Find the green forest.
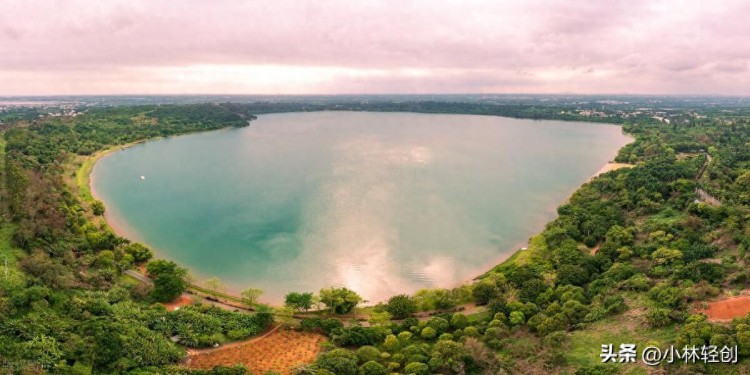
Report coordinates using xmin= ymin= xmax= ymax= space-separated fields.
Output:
xmin=2 ymin=102 xmax=750 ymax=374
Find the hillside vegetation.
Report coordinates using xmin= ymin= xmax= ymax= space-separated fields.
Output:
xmin=1 ymin=103 xmax=750 ymax=374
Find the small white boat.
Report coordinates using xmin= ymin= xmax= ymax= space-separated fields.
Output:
xmin=140 ymin=175 xmax=146 ymax=180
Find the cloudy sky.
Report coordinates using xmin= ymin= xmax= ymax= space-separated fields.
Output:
xmin=1 ymin=0 xmax=749 ymax=95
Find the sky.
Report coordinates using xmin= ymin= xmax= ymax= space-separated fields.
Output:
xmin=1 ymin=0 xmax=749 ymax=95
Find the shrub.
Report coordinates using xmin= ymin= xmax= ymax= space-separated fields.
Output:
xmin=386 ymin=294 xmax=418 ymax=319
xmin=509 ymin=311 xmax=525 ymax=326
xmin=471 ymin=282 xmax=499 ymax=305
xmin=450 ymin=313 xmax=469 ymax=329
xmin=358 ymin=361 xmax=387 ymax=375
xmin=438 ymin=333 xmax=454 ymax=341
xmin=319 ymin=318 xmax=343 ymax=333
xmin=403 ymin=362 xmax=430 ymax=375
xmin=420 ymin=327 xmax=436 ymax=340
xmin=397 ymin=331 xmax=413 ymax=342
xmin=151 ymin=273 xmax=186 ymax=302
xmin=426 ymin=317 xmax=450 ymax=335
xmin=463 ymin=326 xmax=479 ymax=337
xmin=316 ymin=349 xmax=359 ymax=375
xmin=646 ymin=308 xmax=672 ymax=328
xmin=319 ymin=287 xmax=362 ymax=314
xmin=332 ymin=326 xmax=386 ymax=347
xmin=621 ymin=273 xmax=650 ymax=291
xmin=355 ymin=346 xmax=380 ymax=364
xmin=122 ymin=243 xmax=153 ymax=263
xmin=92 ymin=200 xmax=106 ymax=215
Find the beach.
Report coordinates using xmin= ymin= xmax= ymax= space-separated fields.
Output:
xmin=591 ymin=162 xmax=634 ymax=179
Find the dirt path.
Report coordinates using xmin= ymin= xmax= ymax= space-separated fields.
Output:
xmin=589 ymin=241 xmax=602 ymax=255
xmin=124 ymin=269 xmax=152 ymax=284
xmin=130 ymin=268 xmax=488 ymax=324
xmin=694 ymin=153 xmax=721 ymax=206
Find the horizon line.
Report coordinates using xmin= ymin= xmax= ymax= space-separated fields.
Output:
xmin=2 ymin=92 xmax=750 ymax=98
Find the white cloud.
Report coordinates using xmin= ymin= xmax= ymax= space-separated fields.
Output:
xmin=0 ymin=0 xmax=749 ymax=94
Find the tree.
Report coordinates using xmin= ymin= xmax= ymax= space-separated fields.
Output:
xmin=92 ymin=200 xmax=106 ymax=215
xmin=315 ymin=348 xmax=359 ymax=375
xmin=285 ymin=291 xmax=314 ymax=312
xmin=385 ymin=294 xmax=418 ymax=319
xmin=426 ymin=317 xmax=450 ymax=335
xmin=403 ymin=362 xmax=430 ymax=375
xmin=430 ymin=340 xmax=467 ymax=373
xmin=518 ymin=278 xmax=548 ymax=303
xmin=146 ymin=258 xmax=188 ymax=302
xmin=23 ymin=335 xmax=63 ymax=370
xmin=556 ymin=264 xmax=590 ymax=286
xmin=241 ymin=288 xmax=263 ymax=307
xmin=450 ymin=313 xmax=469 ymax=329
xmin=471 ymin=282 xmax=499 ymax=305
xmin=645 ymin=308 xmax=672 ymax=328
xmin=146 ymin=260 xmax=186 ymax=279
xmin=652 ymin=247 xmax=683 ymax=265
xmin=359 ymin=361 xmax=387 ymax=375
xmin=509 ymin=311 xmax=525 ymax=326
xmin=122 ymin=243 xmax=153 ymax=263
xmin=420 ymin=327 xmax=436 ymax=339
xmin=205 ymin=276 xmax=224 ymax=297
xmin=383 ymin=334 xmax=400 ymax=352
xmin=356 ymin=346 xmax=381 ymax=363
xmin=319 ymin=287 xmax=362 ymax=314
xmin=368 ymin=311 xmax=393 ymax=327
xmin=152 ymin=273 xmax=186 ymax=302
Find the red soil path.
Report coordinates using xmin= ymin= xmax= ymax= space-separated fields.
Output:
xmin=161 ymin=294 xmax=194 ymax=311
xmin=697 ymin=294 xmax=750 ymax=322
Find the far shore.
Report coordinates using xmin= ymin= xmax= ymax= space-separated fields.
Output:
xmin=82 ymin=119 xmax=635 ymax=306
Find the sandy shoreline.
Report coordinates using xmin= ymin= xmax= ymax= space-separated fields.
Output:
xmin=590 ymin=162 xmax=634 ymax=179
xmin=468 ymin=161 xmax=633 ymax=281
xmin=85 ymin=141 xmax=151 ymax=243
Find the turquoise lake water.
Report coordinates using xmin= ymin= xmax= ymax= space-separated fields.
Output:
xmin=91 ymin=111 xmax=631 ymax=302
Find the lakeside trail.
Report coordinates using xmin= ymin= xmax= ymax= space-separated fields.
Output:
xmin=125 ymin=266 xmax=489 ymax=325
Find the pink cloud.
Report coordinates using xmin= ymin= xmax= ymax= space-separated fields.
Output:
xmin=0 ymin=0 xmax=748 ymax=95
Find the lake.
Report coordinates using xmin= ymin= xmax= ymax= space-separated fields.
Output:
xmin=91 ymin=111 xmax=631 ymax=303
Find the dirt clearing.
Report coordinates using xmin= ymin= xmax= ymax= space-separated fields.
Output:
xmin=187 ymin=328 xmax=326 ymax=374
xmin=696 ymin=294 xmax=750 ymax=321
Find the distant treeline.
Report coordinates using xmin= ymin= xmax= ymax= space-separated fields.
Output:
xmin=221 ymin=101 xmax=633 ymax=123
